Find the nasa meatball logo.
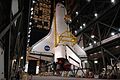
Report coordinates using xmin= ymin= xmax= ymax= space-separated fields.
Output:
xmin=44 ymin=45 xmax=50 ymax=51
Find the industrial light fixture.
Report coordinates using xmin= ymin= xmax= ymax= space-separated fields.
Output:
xmin=30 ymin=16 xmax=33 ymax=19
xmin=91 ymin=35 xmax=95 ymax=38
xmin=118 ymin=28 xmax=120 ymax=31
xmin=27 ymin=44 xmax=29 ymax=47
xmin=82 ymin=47 xmax=84 ymax=49
xmin=28 ymin=35 xmax=30 ymax=38
xmin=115 ymin=45 xmax=120 ymax=48
xmin=27 ymin=39 xmax=30 ymax=42
xmin=98 ymin=51 xmax=101 ymax=53
xmin=74 ymin=30 xmax=77 ymax=34
xmin=76 ymin=11 xmax=78 ymax=15
xmin=29 ymin=27 xmax=31 ymax=30
xmin=31 ymin=11 xmax=33 ymax=15
xmin=94 ymin=13 xmax=98 ymax=17
xmin=90 ymin=54 xmax=93 ymax=56
xmin=87 ymin=0 xmax=91 ymax=2
xmin=29 ymin=22 xmax=32 ymax=25
xmin=111 ymin=0 xmax=115 ymax=4
xmin=21 ymin=56 xmax=23 ymax=59
xmin=80 ymin=26 xmax=83 ymax=29
xmin=117 ymin=67 xmax=120 ymax=69
xmin=94 ymin=60 xmax=98 ymax=64
xmin=31 ymin=7 xmax=33 ymax=11
xmin=33 ymin=0 xmax=36 ymax=4
xmin=89 ymin=43 xmax=92 ymax=46
xmin=70 ymin=19 xmax=72 ymax=22
xmin=111 ymin=32 xmax=115 ymax=36
xmin=94 ymin=41 xmax=97 ymax=44
xmin=94 ymin=53 xmax=97 ymax=54
xmin=83 ymin=23 xmax=86 ymax=27
xmin=28 ymin=30 xmax=31 ymax=34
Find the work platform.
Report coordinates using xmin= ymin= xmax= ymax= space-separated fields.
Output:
xmin=29 ymin=76 xmax=118 ymax=80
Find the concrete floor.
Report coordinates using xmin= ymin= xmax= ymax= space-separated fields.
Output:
xmin=29 ymin=76 xmax=118 ymax=80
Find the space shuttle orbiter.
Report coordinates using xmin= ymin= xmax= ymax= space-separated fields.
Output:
xmin=30 ymin=3 xmax=87 ymax=69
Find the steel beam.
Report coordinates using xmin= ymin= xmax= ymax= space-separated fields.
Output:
xmin=76 ymin=2 xmax=120 ymax=36
xmin=8 ymin=27 xmax=11 ymax=79
xmin=71 ymin=2 xmax=90 ymax=22
xmin=0 ymin=11 xmax=22 ymax=40
xmin=83 ymin=33 xmax=95 ymax=43
xmin=102 ymin=47 xmax=120 ymax=62
xmin=98 ymin=21 xmax=120 ymax=33
xmin=97 ymin=22 xmax=106 ymax=73
xmin=105 ymin=6 xmax=120 ymax=37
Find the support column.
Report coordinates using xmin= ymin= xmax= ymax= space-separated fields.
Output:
xmin=36 ymin=60 xmax=40 ymax=74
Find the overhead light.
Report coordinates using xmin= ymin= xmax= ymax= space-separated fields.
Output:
xmin=87 ymin=0 xmax=91 ymax=2
xmin=27 ymin=40 xmax=30 ymax=43
xmin=115 ymin=45 xmax=120 ymax=48
xmin=28 ymin=35 xmax=30 ymax=38
xmin=91 ymin=35 xmax=95 ymax=38
xmin=89 ymin=43 xmax=92 ymax=46
xmin=83 ymin=23 xmax=86 ymax=27
xmin=111 ymin=0 xmax=115 ymax=4
xmin=30 ymin=16 xmax=33 ymax=19
xmin=27 ymin=44 xmax=29 ymax=47
xmin=74 ymin=30 xmax=77 ymax=34
xmin=31 ymin=7 xmax=33 ymax=11
xmin=28 ymin=30 xmax=31 ymax=34
xmin=94 ymin=60 xmax=98 ymax=64
xmin=118 ymin=28 xmax=120 ymax=31
xmin=35 ymin=20 xmax=37 ymax=23
xmin=21 ymin=56 xmax=23 ymax=59
xmin=90 ymin=54 xmax=93 ymax=56
xmin=33 ymin=0 xmax=36 ymax=3
xmin=29 ymin=27 xmax=31 ymax=30
xmin=70 ymin=19 xmax=72 ymax=22
xmin=98 ymin=51 xmax=101 ymax=53
xmin=76 ymin=12 xmax=78 ymax=15
xmin=111 ymin=32 xmax=115 ymax=36
xmin=94 ymin=13 xmax=98 ymax=17
xmin=94 ymin=41 xmax=97 ymax=44
xmin=82 ymin=47 xmax=84 ymax=49
xmin=102 ymin=68 xmax=106 ymax=70
xmin=31 ymin=11 xmax=33 ymax=15
xmin=29 ymin=22 xmax=32 ymax=25
xmin=94 ymin=53 xmax=97 ymax=54
xmin=80 ymin=26 xmax=83 ymax=29
xmin=27 ymin=39 xmax=30 ymax=42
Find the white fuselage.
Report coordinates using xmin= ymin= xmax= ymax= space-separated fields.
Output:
xmin=31 ymin=3 xmax=87 ymax=69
